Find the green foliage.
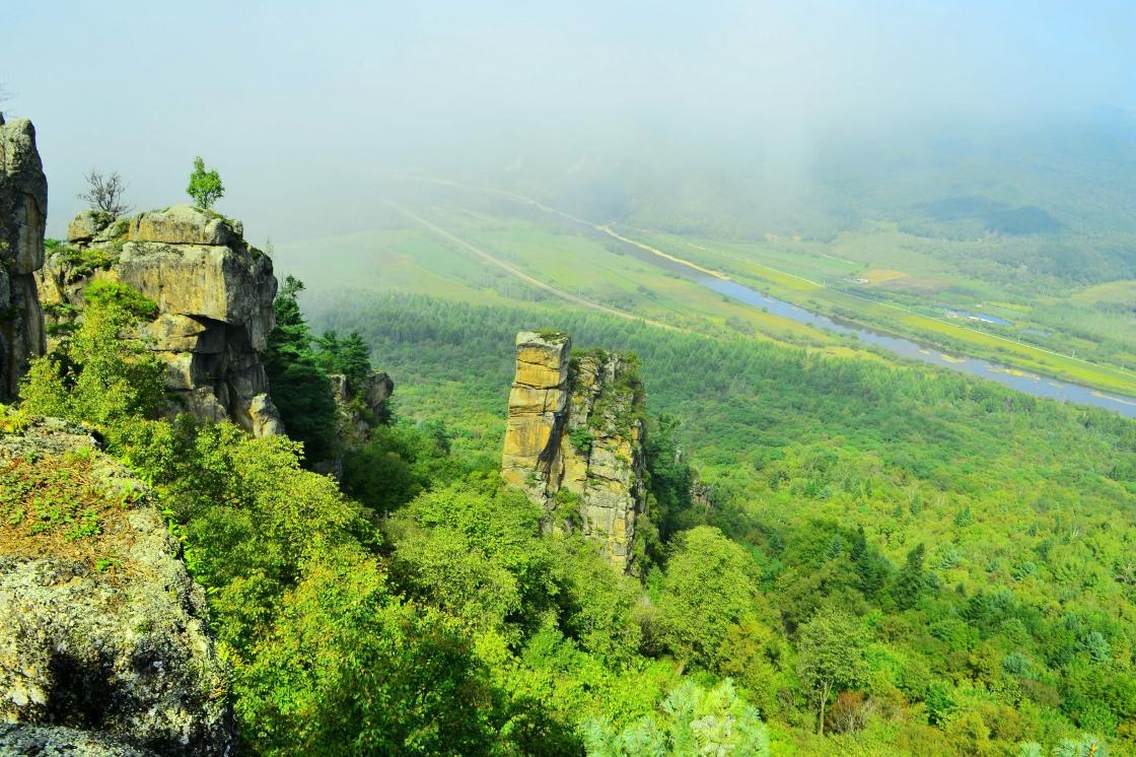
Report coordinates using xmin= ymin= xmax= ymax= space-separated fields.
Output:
xmin=50 ymin=241 xmax=119 ymax=278
xmin=84 ymin=279 xmax=159 ymax=320
xmin=233 ymin=544 xmax=498 ymax=756
xmin=304 ymin=291 xmax=1136 ymax=752
xmin=655 ymin=526 xmax=772 ymax=671
xmin=263 ymin=276 xmax=338 ymax=462
xmin=186 ymin=155 xmax=224 ymax=209
xmin=340 ymin=421 xmax=457 ymax=514
xmin=20 ymin=282 xmax=164 ymax=432
xmin=315 ymin=330 xmax=372 ymax=392
xmin=891 ymin=543 xmax=929 ymax=610
xmin=583 ymin=679 xmax=769 ymax=757
xmin=796 ymin=606 xmax=870 ymax=735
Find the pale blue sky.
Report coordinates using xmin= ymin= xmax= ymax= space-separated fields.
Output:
xmin=3 ymin=1 xmax=1134 ymax=240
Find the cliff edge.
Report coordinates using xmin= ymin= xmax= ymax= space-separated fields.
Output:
xmin=0 ymin=416 xmax=232 ymax=755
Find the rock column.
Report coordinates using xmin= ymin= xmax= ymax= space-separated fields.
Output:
xmin=501 ymin=331 xmax=646 ymax=572
xmin=0 ymin=116 xmax=47 ymax=401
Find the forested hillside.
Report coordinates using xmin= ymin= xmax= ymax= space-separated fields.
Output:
xmin=307 ymin=290 xmax=1136 ymax=754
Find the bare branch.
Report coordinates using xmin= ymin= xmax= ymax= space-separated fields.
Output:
xmin=78 ymin=170 xmax=131 ymax=217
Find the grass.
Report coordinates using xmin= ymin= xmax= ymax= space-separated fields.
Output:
xmin=276 ymin=207 xmax=850 ymax=349
xmin=622 ymin=226 xmax=1136 ymax=397
xmin=0 ymin=451 xmax=139 ymax=568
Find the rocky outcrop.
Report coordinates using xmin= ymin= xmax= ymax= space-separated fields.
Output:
xmin=329 ymin=370 xmax=394 ymax=447
xmin=501 ymin=331 xmax=646 ymax=572
xmin=37 ymin=205 xmax=283 ymax=435
xmin=0 ymin=116 xmax=47 ymax=401
xmin=0 ymin=417 xmax=232 ymax=755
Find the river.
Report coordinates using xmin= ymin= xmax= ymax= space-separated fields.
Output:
xmin=602 ymin=231 xmax=1136 ymax=418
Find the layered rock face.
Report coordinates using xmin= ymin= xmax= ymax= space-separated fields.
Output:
xmin=38 ymin=205 xmax=283 ymax=435
xmin=0 ymin=418 xmax=232 ymax=755
xmin=501 ymin=331 xmax=646 ymax=572
xmin=0 ymin=116 xmax=47 ymax=401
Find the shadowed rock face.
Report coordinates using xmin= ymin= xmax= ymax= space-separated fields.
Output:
xmin=0 ymin=116 xmax=47 ymax=401
xmin=501 ymin=331 xmax=646 ymax=572
xmin=38 ymin=205 xmax=283 ymax=435
xmin=0 ymin=418 xmax=232 ymax=755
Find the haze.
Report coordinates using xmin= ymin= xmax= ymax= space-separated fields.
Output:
xmin=4 ymin=1 xmax=1135 ymax=243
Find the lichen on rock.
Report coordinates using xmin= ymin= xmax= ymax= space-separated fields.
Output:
xmin=0 ymin=723 xmax=158 ymax=756
xmin=501 ymin=331 xmax=646 ymax=573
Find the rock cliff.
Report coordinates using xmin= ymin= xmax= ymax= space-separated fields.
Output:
xmin=37 ymin=205 xmax=283 ymax=435
xmin=0 ymin=417 xmax=232 ymax=755
xmin=501 ymin=331 xmax=646 ymax=572
xmin=0 ymin=116 xmax=47 ymax=402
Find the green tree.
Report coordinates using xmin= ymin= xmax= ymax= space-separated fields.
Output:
xmin=797 ymin=606 xmax=869 ymax=736
xmin=234 ymin=544 xmax=500 ymax=755
xmin=20 ymin=281 xmax=164 ymax=433
xmin=315 ymin=330 xmax=372 ymax=392
xmin=186 ymin=155 xmax=224 ymax=209
xmin=892 ymin=543 xmax=929 ymax=610
xmin=263 ymin=276 xmax=338 ymax=463
xmin=656 ymin=526 xmax=772 ymax=670
xmin=583 ymin=679 xmax=769 ymax=756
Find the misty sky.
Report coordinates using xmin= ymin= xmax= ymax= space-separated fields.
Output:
xmin=4 ymin=1 xmax=1134 ymax=242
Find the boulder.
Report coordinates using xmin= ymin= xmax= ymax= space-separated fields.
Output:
xmin=127 ymin=205 xmax=240 ymax=246
xmin=0 ymin=418 xmax=233 ymax=755
xmin=67 ymin=209 xmax=114 ymax=244
xmin=0 ymin=116 xmax=47 ymax=400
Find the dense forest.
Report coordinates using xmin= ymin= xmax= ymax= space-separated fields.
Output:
xmin=307 ymin=290 xmax=1136 ymax=754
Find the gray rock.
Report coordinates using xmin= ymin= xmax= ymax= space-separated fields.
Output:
xmin=0 ymin=118 xmax=47 ymax=401
xmin=248 ymin=392 xmax=284 ymax=438
xmin=66 ymin=210 xmax=114 ymax=244
xmin=326 ymin=371 xmax=394 ymax=451
xmin=0 ymin=724 xmax=157 ymax=756
xmin=127 ymin=205 xmax=236 ymax=247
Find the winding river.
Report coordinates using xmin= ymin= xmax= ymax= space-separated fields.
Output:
xmin=454 ymin=184 xmax=1136 ymax=419
xmin=608 ymin=232 xmax=1136 ymax=418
